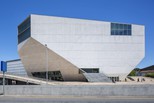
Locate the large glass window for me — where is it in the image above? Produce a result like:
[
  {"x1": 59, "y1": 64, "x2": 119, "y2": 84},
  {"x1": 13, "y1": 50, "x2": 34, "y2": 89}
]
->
[
  {"x1": 18, "y1": 28, "x2": 30, "y2": 44},
  {"x1": 32, "y1": 71, "x2": 63, "y2": 81},
  {"x1": 18, "y1": 17, "x2": 31, "y2": 44},
  {"x1": 81, "y1": 68, "x2": 99, "y2": 73},
  {"x1": 18, "y1": 17, "x2": 30, "y2": 34},
  {"x1": 111, "y1": 23, "x2": 131, "y2": 36}
]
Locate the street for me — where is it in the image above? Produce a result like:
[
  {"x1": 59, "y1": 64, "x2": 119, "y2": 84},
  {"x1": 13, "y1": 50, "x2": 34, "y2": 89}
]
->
[{"x1": 0, "y1": 96, "x2": 154, "y2": 103}]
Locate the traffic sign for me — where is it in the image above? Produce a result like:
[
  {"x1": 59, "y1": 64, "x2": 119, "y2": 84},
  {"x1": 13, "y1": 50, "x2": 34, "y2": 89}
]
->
[{"x1": 1, "y1": 61, "x2": 7, "y2": 72}]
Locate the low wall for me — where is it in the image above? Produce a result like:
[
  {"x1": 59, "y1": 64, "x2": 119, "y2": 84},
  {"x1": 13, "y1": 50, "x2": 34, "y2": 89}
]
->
[{"x1": 0, "y1": 84, "x2": 154, "y2": 96}]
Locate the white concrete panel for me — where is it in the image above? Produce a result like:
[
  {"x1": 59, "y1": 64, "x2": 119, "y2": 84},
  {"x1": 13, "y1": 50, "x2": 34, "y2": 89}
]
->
[
  {"x1": 18, "y1": 14, "x2": 145, "y2": 81},
  {"x1": 132, "y1": 24, "x2": 145, "y2": 36}
]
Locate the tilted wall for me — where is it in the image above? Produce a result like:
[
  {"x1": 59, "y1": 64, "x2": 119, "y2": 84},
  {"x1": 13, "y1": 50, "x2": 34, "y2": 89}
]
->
[{"x1": 18, "y1": 37, "x2": 86, "y2": 81}]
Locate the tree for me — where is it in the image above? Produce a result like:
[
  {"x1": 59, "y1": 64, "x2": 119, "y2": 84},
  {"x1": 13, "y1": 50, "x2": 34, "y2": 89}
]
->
[
  {"x1": 128, "y1": 70, "x2": 136, "y2": 76},
  {"x1": 128, "y1": 68, "x2": 140, "y2": 76}
]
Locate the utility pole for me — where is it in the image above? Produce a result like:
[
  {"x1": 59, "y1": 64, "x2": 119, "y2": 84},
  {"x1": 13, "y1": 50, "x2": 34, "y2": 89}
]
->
[
  {"x1": 45, "y1": 44, "x2": 48, "y2": 84},
  {"x1": 1, "y1": 61, "x2": 7, "y2": 95},
  {"x1": 3, "y1": 71, "x2": 5, "y2": 95}
]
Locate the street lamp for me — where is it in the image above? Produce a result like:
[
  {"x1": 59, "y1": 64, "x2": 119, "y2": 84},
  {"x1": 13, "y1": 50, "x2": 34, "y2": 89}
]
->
[{"x1": 45, "y1": 44, "x2": 48, "y2": 84}]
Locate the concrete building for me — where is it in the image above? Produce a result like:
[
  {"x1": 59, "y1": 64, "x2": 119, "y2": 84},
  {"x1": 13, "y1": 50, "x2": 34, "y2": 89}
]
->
[{"x1": 17, "y1": 14, "x2": 145, "y2": 82}]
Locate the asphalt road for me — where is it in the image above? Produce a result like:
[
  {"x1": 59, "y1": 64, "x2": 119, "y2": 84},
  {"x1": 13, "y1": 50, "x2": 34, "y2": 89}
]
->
[{"x1": 0, "y1": 96, "x2": 154, "y2": 103}]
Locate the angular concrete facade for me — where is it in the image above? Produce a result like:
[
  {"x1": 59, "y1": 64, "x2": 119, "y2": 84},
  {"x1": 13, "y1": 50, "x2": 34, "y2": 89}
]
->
[{"x1": 18, "y1": 14, "x2": 145, "y2": 81}]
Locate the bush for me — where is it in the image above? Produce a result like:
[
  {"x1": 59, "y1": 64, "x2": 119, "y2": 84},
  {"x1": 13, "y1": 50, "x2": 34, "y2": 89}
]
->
[
  {"x1": 128, "y1": 68, "x2": 140, "y2": 76},
  {"x1": 145, "y1": 73, "x2": 154, "y2": 78}
]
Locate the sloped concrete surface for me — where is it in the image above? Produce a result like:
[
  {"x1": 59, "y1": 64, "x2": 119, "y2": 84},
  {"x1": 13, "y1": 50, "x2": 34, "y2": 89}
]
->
[{"x1": 83, "y1": 73, "x2": 112, "y2": 82}]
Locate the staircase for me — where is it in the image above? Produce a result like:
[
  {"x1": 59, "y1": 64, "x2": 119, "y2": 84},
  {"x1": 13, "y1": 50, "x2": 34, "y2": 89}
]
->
[{"x1": 83, "y1": 73, "x2": 112, "y2": 82}]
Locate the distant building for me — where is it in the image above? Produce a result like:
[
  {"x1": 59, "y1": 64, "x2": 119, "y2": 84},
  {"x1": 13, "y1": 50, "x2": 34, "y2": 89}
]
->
[
  {"x1": 139, "y1": 65, "x2": 154, "y2": 76},
  {"x1": 6, "y1": 14, "x2": 145, "y2": 82},
  {"x1": 6, "y1": 59, "x2": 27, "y2": 77}
]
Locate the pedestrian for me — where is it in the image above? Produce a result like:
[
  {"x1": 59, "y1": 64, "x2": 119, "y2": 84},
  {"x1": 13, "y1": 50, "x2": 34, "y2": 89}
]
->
[
  {"x1": 137, "y1": 78, "x2": 139, "y2": 82},
  {"x1": 125, "y1": 78, "x2": 127, "y2": 82}
]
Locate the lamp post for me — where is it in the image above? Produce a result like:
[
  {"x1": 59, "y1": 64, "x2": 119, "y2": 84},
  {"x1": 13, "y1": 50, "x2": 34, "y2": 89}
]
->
[
  {"x1": 3, "y1": 71, "x2": 5, "y2": 94},
  {"x1": 45, "y1": 44, "x2": 48, "y2": 84}
]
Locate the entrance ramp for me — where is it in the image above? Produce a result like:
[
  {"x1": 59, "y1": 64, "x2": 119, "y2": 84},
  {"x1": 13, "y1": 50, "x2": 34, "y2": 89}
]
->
[
  {"x1": 0, "y1": 74, "x2": 48, "y2": 85},
  {"x1": 83, "y1": 73, "x2": 112, "y2": 82}
]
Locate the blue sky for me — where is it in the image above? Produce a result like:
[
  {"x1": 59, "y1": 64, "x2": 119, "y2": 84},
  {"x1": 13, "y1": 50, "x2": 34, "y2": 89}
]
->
[{"x1": 0, "y1": 0, "x2": 153, "y2": 68}]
